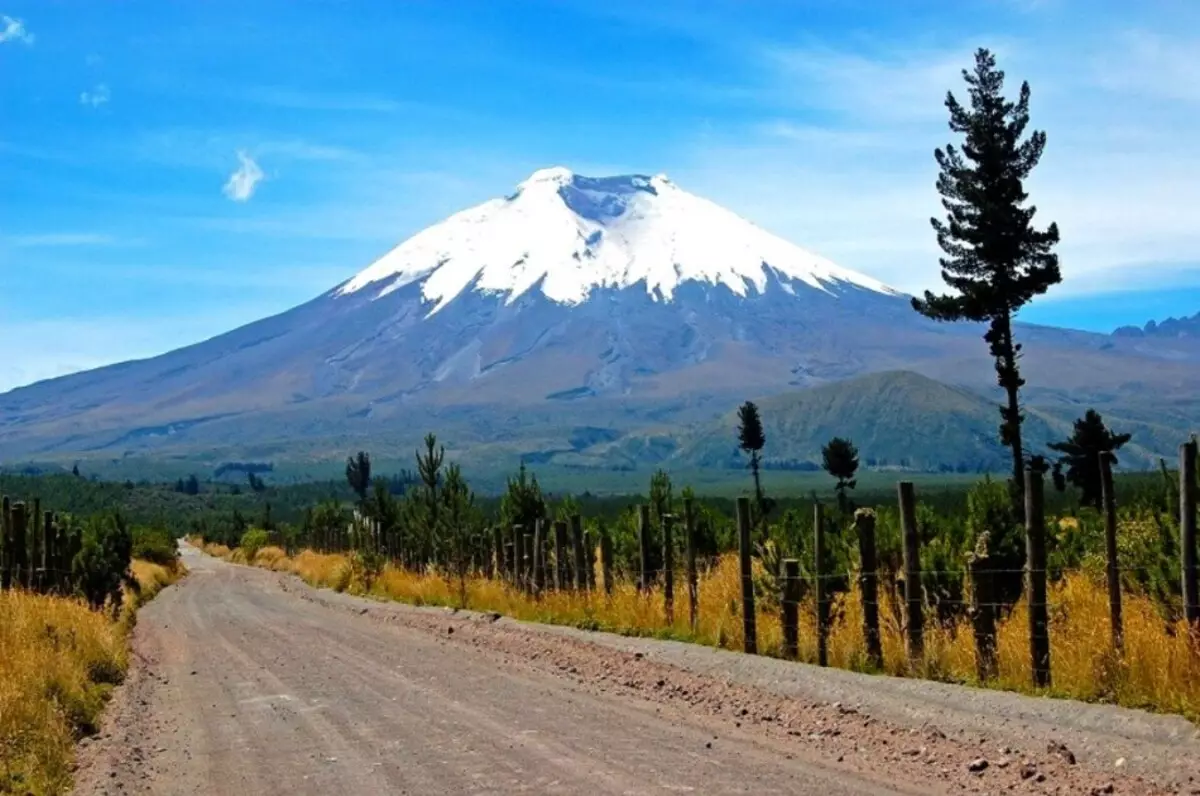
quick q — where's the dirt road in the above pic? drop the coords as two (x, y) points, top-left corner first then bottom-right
(75, 547), (1196, 795)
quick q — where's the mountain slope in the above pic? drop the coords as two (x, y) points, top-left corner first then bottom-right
(567, 371), (1189, 473)
(1, 169), (1198, 469)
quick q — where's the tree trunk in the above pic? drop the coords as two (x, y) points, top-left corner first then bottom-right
(751, 456), (763, 515)
(996, 314), (1025, 516)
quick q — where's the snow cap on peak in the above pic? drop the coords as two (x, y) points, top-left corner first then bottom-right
(519, 166), (574, 188)
(337, 168), (898, 313)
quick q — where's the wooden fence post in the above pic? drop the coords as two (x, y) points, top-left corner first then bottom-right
(520, 523), (531, 587)
(1, 496), (11, 591)
(12, 503), (28, 590)
(1025, 467), (1052, 688)
(571, 514), (586, 591)
(492, 527), (504, 581)
(898, 482), (924, 667)
(511, 524), (522, 586)
(30, 498), (42, 592)
(65, 520), (81, 584)
(684, 497), (698, 633)
(600, 524), (614, 597)
(1181, 440), (1199, 629)
(855, 509), (882, 670)
(781, 558), (800, 660)
(43, 511), (56, 593)
(553, 519), (568, 590)
(1099, 453), (1124, 652)
(533, 519), (546, 595)
(638, 504), (652, 593)
(969, 553), (998, 681)
(737, 497), (757, 655)
(662, 514), (675, 624)
(814, 502), (829, 667)
(588, 529), (598, 590)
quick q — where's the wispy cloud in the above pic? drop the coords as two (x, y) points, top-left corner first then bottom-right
(222, 150), (264, 202)
(232, 87), (412, 113)
(256, 139), (363, 162)
(129, 129), (362, 171)
(672, 23), (1200, 299)
(79, 83), (111, 108)
(0, 14), (32, 45)
(1091, 30), (1200, 105)
(761, 43), (981, 124)
(5, 232), (126, 247)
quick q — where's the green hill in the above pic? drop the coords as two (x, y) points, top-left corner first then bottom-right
(673, 371), (1041, 472)
(573, 371), (1192, 473)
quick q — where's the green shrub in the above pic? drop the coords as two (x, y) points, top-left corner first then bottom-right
(965, 477), (1024, 605)
(73, 513), (134, 611)
(239, 528), (270, 562)
(132, 526), (179, 566)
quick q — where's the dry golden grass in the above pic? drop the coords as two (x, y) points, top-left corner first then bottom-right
(224, 543), (1200, 720)
(199, 541), (231, 559)
(252, 546), (289, 571)
(0, 560), (185, 795)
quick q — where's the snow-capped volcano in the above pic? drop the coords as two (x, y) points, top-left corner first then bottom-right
(10, 165), (1193, 471)
(339, 167), (897, 313)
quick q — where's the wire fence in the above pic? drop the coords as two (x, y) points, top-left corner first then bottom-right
(247, 445), (1200, 696)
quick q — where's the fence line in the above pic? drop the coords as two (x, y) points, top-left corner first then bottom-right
(248, 442), (1200, 693)
(0, 497), (82, 596)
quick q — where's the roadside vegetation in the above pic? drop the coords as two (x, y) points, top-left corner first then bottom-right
(0, 515), (183, 796)
(203, 508), (1200, 719)
(193, 424), (1200, 720)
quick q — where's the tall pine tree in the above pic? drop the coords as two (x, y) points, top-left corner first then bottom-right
(913, 48), (1061, 514)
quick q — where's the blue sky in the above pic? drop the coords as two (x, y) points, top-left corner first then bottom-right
(2, 0), (1199, 392)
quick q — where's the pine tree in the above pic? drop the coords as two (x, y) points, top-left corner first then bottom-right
(821, 437), (859, 515)
(913, 48), (1061, 515)
(500, 461), (545, 532)
(737, 401), (767, 523)
(649, 469), (673, 528)
(1048, 409), (1132, 510)
(404, 433), (445, 564)
(345, 451), (372, 506)
(440, 463), (476, 604)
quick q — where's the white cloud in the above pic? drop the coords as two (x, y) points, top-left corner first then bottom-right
(80, 83), (111, 108)
(222, 150), (265, 202)
(0, 14), (32, 45)
(671, 26), (1200, 299)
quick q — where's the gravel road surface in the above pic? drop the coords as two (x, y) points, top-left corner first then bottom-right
(74, 546), (1199, 795)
